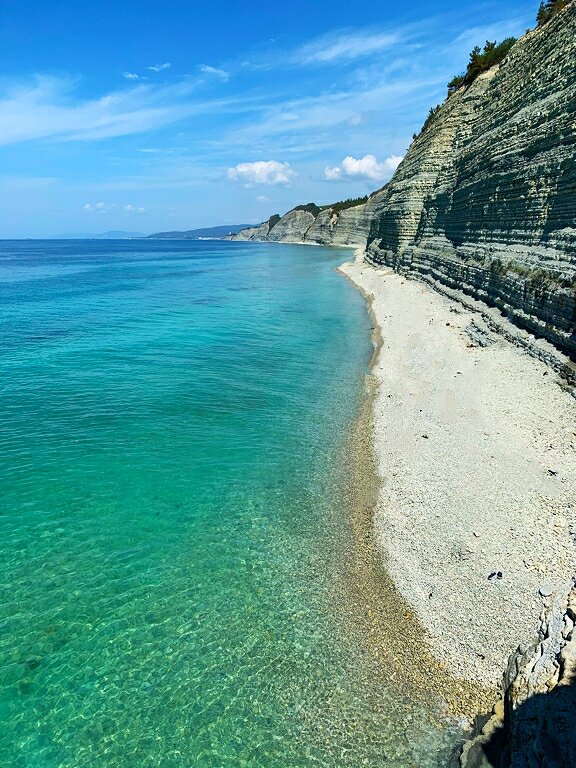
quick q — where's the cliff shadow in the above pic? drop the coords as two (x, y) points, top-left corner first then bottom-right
(463, 677), (576, 767)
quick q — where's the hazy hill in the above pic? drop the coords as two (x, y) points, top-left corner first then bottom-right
(147, 224), (256, 239)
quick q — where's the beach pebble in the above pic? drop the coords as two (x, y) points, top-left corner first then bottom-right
(539, 584), (554, 598)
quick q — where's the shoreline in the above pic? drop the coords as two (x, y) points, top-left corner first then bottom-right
(338, 255), (576, 718)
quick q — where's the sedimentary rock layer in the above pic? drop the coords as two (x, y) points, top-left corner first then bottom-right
(230, 203), (371, 246)
(233, 4), (576, 359)
(366, 3), (576, 358)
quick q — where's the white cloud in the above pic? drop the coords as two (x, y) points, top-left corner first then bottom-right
(83, 202), (112, 213)
(227, 160), (296, 187)
(324, 154), (403, 182)
(147, 62), (171, 72)
(200, 65), (230, 82)
(324, 166), (342, 180)
(256, 195), (270, 203)
(82, 202), (144, 214)
(123, 72), (141, 80)
(295, 29), (401, 65)
(0, 75), (247, 145)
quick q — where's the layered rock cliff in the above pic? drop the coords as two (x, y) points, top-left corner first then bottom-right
(232, 2), (576, 361)
(230, 202), (371, 246)
(365, 2), (576, 359)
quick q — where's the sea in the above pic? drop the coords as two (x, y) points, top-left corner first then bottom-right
(0, 239), (460, 767)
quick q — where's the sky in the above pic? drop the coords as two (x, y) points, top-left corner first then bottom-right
(0, 0), (536, 237)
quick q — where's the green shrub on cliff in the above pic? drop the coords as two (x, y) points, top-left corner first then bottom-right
(447, 37), (516, 92)
(447, 74), (465, 91)
(328, 196), (369, 215)
(422, 104), (442, 130)
(537, 0), (569, 25)
(267, 214), (281, 231)
(292, 202), (321, 217)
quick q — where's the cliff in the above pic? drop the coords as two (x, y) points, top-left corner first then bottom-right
(365, 2), (576, 360)
(232, 2), (576, 362)
(230, 202), (371, 246)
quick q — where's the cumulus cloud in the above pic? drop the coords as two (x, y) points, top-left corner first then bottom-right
(324, 166), (342, 181)
(227, 160), (296, 187)
(124, 204), (146, 213)
(200, 65), (229, 82)
(256, 195), (270, 203)
(123, 72), (141, 80)
(324, 153), (403, 182)
(147, 62), (171, 72)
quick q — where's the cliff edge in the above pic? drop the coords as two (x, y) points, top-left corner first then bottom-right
(232, 3), (576, 366)
(365, 1), (576, 362)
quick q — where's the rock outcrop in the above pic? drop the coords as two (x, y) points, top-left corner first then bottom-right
(230, 202), (371, 247)
(232, 221), (271, 240)
(461, 579), (576, 767)
(267, 209), (316, 242)
(305, 204), (372, 246)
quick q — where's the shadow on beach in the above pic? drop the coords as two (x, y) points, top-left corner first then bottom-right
(462, 677), (576, 767)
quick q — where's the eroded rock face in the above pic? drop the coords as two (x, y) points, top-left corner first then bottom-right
(231, 204), (371, 246)
(231, 222), (270, 241)
(461, 581), (576, 767)
(266, 210), (315, 242)
(305, 205), (372, 246)
(367, 4), (576, 358)
(503, 581), (576, 767)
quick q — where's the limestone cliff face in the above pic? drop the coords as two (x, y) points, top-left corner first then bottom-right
(266, 210), (315, 242)
(232, 222), (270, 240)
(305, 204), (371, 246)
(230, 203), (370, 246)
(231, 4), (575, 358)
(367, 3), (576, 358)
(461, 580), (576, 767)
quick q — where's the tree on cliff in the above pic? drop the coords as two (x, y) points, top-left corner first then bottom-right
(536, 0), (569, 25)
(447, 37), (516, 92)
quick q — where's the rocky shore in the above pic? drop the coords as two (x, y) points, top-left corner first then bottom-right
(340, 256), (576, 765)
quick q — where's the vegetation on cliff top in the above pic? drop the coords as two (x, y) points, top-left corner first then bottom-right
(288, 198), (369, 218)
(446, 0), (569, 93)
(328, 196), (369, 215)
(291, 202), (322, 217)
(267, 214), (281, 231)
(415, 37), (517, 140)
(447, 37), (517, 92)
(537, 0), (570, 26)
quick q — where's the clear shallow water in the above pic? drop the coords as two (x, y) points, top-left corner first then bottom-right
(0, 240), (459, 767)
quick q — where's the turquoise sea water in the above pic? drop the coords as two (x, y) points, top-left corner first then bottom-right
(0, 240), (459, 767)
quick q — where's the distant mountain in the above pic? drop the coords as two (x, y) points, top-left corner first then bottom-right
(49, 230), (148, 239)
(147, 224), (256, 239)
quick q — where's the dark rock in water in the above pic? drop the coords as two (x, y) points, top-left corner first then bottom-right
(23, 657), (42, 672)
(18, 679), (34, 695)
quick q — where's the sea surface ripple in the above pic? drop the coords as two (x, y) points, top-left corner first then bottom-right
(0, 239), (460, 767)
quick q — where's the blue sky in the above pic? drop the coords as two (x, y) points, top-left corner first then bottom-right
(0, 0), (535, 237)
